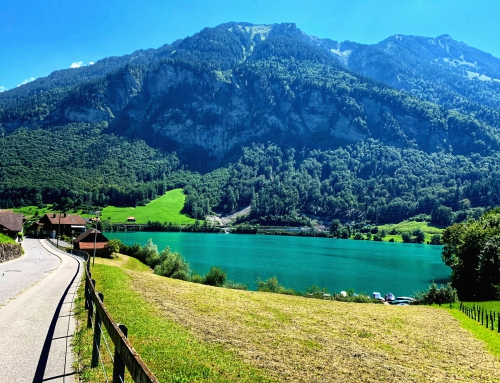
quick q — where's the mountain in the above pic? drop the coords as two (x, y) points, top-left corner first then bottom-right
(1, 22), (500, 224)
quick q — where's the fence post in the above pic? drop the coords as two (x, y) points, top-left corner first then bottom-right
(87, 279), (95, 329)
(113, 324), (128, 383)
(91, 292), (104, 368)
(85, 272), (91, 310)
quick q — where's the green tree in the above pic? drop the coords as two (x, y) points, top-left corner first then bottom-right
(441, 209), (500, 299)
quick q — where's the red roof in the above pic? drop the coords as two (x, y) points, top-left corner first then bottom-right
(43, 213), (86, 226)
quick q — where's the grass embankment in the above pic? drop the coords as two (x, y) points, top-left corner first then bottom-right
(74, 255), (500, 383)
(16, 189), (195, 224)
(0, 233), (16, 244)
(378, 220), (444, 243)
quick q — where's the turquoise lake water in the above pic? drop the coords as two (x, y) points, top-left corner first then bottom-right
(107, 232), (450, 296)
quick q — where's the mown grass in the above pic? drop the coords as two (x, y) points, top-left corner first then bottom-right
(74, 254), (500, 383)
(73, 256), (275, 383)
(0, 233), (16, 244)
(89, 189), (195, 224)
(446, 308), (500, 358)
(15, 189), (195, 224)
(378, 220), (444, 243)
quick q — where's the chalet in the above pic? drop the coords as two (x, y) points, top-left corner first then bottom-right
(74, 229), (109, 255)
(39, 213), (87, 238)
(127, 217), (136, 222)
(0, 212), (23, 239)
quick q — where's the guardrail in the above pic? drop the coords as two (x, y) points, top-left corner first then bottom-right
(84, 261), (158, 382)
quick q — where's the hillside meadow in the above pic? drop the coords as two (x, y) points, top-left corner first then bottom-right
(74, 254), (500, 383)
(15, 188), (195, 224)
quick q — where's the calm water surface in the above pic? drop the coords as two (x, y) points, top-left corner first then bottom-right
(108, 232), (450, 296)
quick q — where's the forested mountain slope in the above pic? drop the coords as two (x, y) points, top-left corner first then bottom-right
(1, 22), (500, 224)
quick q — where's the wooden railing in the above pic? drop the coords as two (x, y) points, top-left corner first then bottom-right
(84, 262), (159, 382)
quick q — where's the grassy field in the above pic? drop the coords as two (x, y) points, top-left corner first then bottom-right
(378, 220), (444, 243)
(98, 188), (195, 224)
(15, 189), (195, 224)
(74, 254), (500, 383)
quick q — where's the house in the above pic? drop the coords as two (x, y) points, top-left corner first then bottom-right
(73, 229), (109, 255)
(39, 213), (87, 238)
(127, 217), (136, 222)
(0, 212), (23, 239)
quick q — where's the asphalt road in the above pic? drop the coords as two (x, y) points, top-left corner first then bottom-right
(0, 238), (61, 305)
(0, 238), (83, 382)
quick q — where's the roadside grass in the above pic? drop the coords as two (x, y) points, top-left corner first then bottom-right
(95, 189), (195, 224)
(378, 220), (444, 243)
(76, 254), (500, 383)
(73, 255), (275, 383)
(442, 302), (500, 358)
(0, 233), (16, 244)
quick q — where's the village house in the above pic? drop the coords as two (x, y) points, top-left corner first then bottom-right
(0, 211), (23, 240)
(39, 213), (87, 238)
(73, 229), (109, 256)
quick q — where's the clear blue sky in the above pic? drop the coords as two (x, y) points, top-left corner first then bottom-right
(1, 0), (499, 92)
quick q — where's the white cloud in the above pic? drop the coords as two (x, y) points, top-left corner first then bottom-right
(70, 61), (84, 68)
(16, 77), (36, 87)
(0, 86), (7, 92)
(89, 61), (95, 65)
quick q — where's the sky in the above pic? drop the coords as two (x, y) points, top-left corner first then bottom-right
(1, 0), (500, 92)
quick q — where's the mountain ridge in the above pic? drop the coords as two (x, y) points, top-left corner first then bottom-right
(1, 22), (500, 224)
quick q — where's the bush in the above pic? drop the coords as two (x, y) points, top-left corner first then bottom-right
(256, 276), (297, 295)
(413, 282), (458, 306)
(353, 232), (364, 240)
(304, 285), (330, 299)
(203, 266), (227, 287)
(154, 247), (190, 281)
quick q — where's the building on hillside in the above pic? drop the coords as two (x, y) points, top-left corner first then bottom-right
(0, 211), (23, 240)
(74, 229), (109, 256)
(39, 213), (87, 238)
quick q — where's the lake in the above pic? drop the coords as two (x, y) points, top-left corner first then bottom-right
(107, 232), (450, 296)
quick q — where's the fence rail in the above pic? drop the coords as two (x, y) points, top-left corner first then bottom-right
(460, 302), (500, 333)
(84, 260), (158, 382)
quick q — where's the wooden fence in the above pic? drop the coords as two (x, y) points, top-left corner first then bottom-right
(84, 260), (159, 382)
(460, 302), (500, 333)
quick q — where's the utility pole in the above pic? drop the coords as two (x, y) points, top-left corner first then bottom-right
(57, 210), (62, 248)
(92, 210), (101, 267)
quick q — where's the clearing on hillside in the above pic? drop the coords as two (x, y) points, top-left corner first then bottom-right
(100, 188), (195, 224)
(87, 255), (500, 383)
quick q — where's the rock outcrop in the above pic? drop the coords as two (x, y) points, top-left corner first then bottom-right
(0, 243), (22, 263)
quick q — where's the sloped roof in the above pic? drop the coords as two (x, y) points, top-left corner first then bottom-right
(43, 213), (86, 226)
(0, 212), (23, 232)
(74, 229), (109, 243)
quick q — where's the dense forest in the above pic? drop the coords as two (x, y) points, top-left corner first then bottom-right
(1, 22), (500, 226)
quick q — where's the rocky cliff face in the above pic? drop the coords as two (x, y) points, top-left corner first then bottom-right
(0, 243), (22, 263)
(5, 22), (500, 162)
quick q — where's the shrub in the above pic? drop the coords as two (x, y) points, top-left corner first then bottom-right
(305, 285), (330, 299)
(154, 247), (190, 281)
(413, 282), (458, 306)
(353, 232), (364, 240)
(203, 266), (227, 287)
(256, 276), (297, 295)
